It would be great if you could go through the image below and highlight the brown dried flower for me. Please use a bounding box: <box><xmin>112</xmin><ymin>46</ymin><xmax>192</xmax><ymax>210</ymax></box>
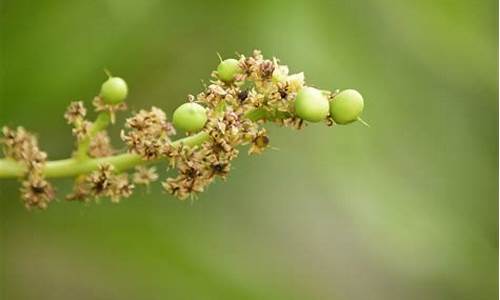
<box><xmin>249</xmin><ymin>129</ymin><xmax>270</xmax><ymax>155</ymax></box>
<box><xmin>72</xmin><ymin>120</ymin><xmax>92</xmax><ymax>141</ymax></box>
<box><xmin>109</xmin><ymin>174</ymin><xmax>134</xmax><ymax>203</ymax></box>
<box><xmin>2</xmin><ymin>126</ymin><xmax>37</xmax><ymax>161</ymax></box>
<box><xmin>20</xmin><ymin>175</ymin><xmax>55</xmax><ymax>210</ymax></box>
<box><xmin>85</xmin><ymin>163</ymin><xmax>134</xmax><ymax>202</ymax></box>
<box><xmin>133</xmin><ymin>166</ymin><xmax>158</xmax><ymax>186</ymax></box>
<box><xmin>64</xmin><ymin>101</ymin><xmax>87</xmax><ymax>124</ymax></box>
<box><xmin>89</xmin><ymin>131</ymin><xmax>114</xmax><ymax>157</ymax></box>
<box><xmin>121</xmin><ymin>107</ymin><xmax>175</xmax><ymax>160</ymax></box>
<box><xmin>87</xmin><ymin>163</ymin><xmax>115</xmax><ymax>196</ymax></box>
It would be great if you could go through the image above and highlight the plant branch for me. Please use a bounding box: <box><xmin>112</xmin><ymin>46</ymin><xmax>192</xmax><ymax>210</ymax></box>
<box><xmin>0</xmin><ymin>108</ymin><xmax>270</xmax><ymax>179</ymax></box>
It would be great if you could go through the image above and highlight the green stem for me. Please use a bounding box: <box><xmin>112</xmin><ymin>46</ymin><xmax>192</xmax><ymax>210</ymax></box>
<box><xmin>0</xmin><ymin>106</ymin><xmax>275</xmax><ymax>178</ymax></box>
<box><xmin>0</xmin><ymin>107</ymin><xmax>269</xmax><ymax>179</ymax></box>
<box><xmin>0</xmin><ymin>131</ymin><xmax>210</xmax><ymax>179</ymax></box>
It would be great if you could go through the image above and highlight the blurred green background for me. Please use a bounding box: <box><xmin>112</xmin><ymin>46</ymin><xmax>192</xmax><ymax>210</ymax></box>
<box><xmin>0</xmin><ymin>0</ymin><xmax>498</xmax><ymax>299</ymax></box>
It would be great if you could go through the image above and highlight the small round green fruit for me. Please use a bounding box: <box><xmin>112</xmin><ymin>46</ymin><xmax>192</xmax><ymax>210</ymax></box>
<box><xmin>294</xmin><ymin>87</ymin><xmax>330</xmax><ymax>122</ymax></box>
<box><xmin>100</xmin><ymin>77</ymin><xmax>128</xmax><ymax>104</ymax></box>
<box><xmin>172</xmin><ymin>102</ymin><xmax>208</xmax><ymax>132</ymax></box>
<box><xmin>217</xmin><ymin>59</ymin><xmax>242</xmax><ymax>82</ymax></box>
<box><xmin>330</xmin><ymin>89</ymin><xmax>364</xmax><ymax>124</ymax></box>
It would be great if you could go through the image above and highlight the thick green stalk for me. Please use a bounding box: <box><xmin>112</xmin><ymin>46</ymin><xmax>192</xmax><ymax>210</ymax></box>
<box><xmin>0</xmin><ymin>131</ymin><xmax>209</xmax><ymax>179</ymax></box>
<box><xmin>0</xmin><ymin>108</ymin><xmax>270</xmax><ymax>179</ymax></box>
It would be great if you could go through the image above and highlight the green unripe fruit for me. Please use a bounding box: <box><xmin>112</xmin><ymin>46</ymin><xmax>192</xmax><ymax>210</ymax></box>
<box><xmin>329</xmin><ymin>89</ymin><xmax>364</xmax><ymax>124</ymax></box>
<box><xmin>217</xmin><ymin>59</ymin><xmax>242</xmax><ymax>82</ymax></box>
<box><xmin>294</xmin><ymin>87</ymin><xmax>330</xmax><ymax>122</ymax></box>
<box><xmin>100</xmin><ymin>77</ymin><xmax>128</xmax><ymax>104</ymax></box>
<box><xmin>172</xmin><ymin>102</ymin><xmax>208</xmax><ymax>132</ymax></box>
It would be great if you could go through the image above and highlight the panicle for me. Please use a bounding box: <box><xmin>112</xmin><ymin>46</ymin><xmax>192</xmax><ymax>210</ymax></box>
<box><xmin>4</xmin><ymin>49</ymin><xmax>344</xmax><ymax>208</ymax></box>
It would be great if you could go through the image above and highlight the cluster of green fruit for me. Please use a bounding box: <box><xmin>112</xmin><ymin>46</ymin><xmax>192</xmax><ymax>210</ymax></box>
<box><xmin>99</xmin><ymin>58</ymin><xmax>364</xmax><ymax>134</ymax></box>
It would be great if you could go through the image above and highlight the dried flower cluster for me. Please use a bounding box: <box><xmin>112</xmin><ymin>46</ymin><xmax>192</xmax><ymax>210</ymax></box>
<box><xmin>0</xmin><ymin>50</ymin><xmax>354</xmax><ymax>209</ymax></box>
<box><xmin>67</xmin><ymin>163</ymin><xmax>134</xmax><ymax>203</ymax></box>
<box><xmin>1</xmin><ymin>127</ymin><xmax>54</xmax><ymax>209</ymax></box>
<box><xmin>64</xmin><ymin>101</ymin><xmax>91</xmax><ymax>142</ymax></box>
<box><xmin>65</xmin><ymin>100</ymin><xmax>118</xmax><ymax>157</ymax></box>
<box><xmin>121</xmin><ymin>107</ymin><xmax>176</xmax><ymax>160</ymax></box>
<box><xmin>119</xmin><ymin>50</ymin><xmax>317</xmax><ymax>200</ymax></box>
